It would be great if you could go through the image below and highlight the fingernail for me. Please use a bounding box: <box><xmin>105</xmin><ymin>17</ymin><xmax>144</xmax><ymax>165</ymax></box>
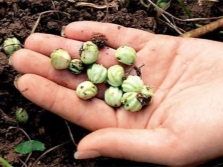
<box><xmin>8</xmin><ymin>56</ymin><xmax>12</xmax><ymax>65</ymax></box>
<box><xmin>14</xmin><ymin>74</ymin><xmax>23</xmax><ymax>89</ymax></box>
<box><xmin>74</xmin><ymin>150</ymin><xmax>101</xmax><ymax>159</ymax></box>
<box><xmin>61</xmin><ymin>26</ymin><xmax>66</xmax><ymax>37</ymax></box>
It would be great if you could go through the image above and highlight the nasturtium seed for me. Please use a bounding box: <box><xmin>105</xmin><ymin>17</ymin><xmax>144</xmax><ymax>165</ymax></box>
<box><xmin>141</xmin><ymin>85</ymin><xmax>154</xmax><ymax>98</ymax></box>
<box><xmin>121</xmin><ymin>92</ymin><xmax>143</xmax><ymax>112</ymax></box>
<box><xmin>3</xmin><ymin>37</ymin><xmax>21</xmax><ymax>55</ymax></box>
<box><xmin>76</xmin><ymin>81</ymin><xmax>98</xmax><ymax>100</ymax></box>
<box><xmin>68</xmin><ymin>59</ymin><xmax>84</xmax><ymax>74</ymax></box>
<box><xmin>80</xmin><ymin>41</ymin><xmax>99</xmax><ymax>64</ymax></box>
<box><xmin>122</xmin><ymin>75</ymin><xmax>144</xmax><ymax>93</ymax></box>
<box><xmin>115</xmin><ymin>46</ymin><xmax>136</xmax><ymax>65</ymax></box>
<box><xmin>15</xmin><ymin>108</ymin><xmax>28</xmax><ymax>123</ymax></box>
<box><xmin>107</xmin><ymin>65</ymin><xmax>125</xmax><ymax>87</ymax></box>
<box><xmin>50</xmin><ymin>49</ymin><xmax>71</xmax><ymax>70</ymax></box>
<box><xmin>87</xmin><ymin>63</ymin><xmax>107</xmax><ymax>84</ymax></box>
<box><xmin>105</xmin><ymin>86</ymin><xmax>123</xmax><ymax>107</ymax></box>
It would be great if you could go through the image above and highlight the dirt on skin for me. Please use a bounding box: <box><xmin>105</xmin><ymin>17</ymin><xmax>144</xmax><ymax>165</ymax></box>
<box><xmin>1</xmin><ymin>0</ymin><xmax>223</xmax><ymax>166</ymax></box>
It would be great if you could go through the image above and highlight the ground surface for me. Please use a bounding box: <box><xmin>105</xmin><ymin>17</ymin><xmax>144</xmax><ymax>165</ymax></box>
<box><xmin>1</xmin><ymin>0</ymin><xmax>223</xmax><ymax>166</ymax></box>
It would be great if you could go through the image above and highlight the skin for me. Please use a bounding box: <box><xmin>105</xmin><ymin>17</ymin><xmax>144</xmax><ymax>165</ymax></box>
<box><xmin>10</xmin><ymin>21</ymin><xmax>223</xmax><ymax>166</ymax></box>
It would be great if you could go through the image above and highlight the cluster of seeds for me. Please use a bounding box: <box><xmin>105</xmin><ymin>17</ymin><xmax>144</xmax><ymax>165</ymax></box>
<box><xmin>50</xmin><ymin>40</ymin><xmax>154</xmax><ymax>112</ymax></box>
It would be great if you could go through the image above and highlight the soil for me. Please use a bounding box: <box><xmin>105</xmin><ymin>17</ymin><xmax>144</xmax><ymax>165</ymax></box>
<box><xmin>1</xmin><ymin>0</ymin><xmax>223</xmax><ymax>166</ymax></box>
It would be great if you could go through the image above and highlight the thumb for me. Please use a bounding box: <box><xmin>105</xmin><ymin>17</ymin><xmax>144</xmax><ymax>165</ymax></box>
<box><xmin>74</xmin><ymin>128</ymin><xmax>181</xmax><ymax>166</ymax></box>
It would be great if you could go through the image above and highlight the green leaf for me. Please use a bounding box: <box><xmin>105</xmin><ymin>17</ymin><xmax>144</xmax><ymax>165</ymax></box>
<box><xmin>15</xmin><ymin>140</ymin><xmax>45</xmax><ymax>154</ymax></box>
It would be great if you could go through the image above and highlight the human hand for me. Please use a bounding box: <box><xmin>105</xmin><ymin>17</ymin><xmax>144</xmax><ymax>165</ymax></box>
<box><xmin>10</xmin><ymin>21</ymin><xmax>223</xmax><ymax>166</ymax></box>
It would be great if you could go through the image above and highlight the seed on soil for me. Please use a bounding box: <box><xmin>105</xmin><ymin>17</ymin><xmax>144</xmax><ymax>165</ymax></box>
<box><xmin>3</xmin><ymin>37</ymin><xmax>21</xmax><ymax>55</ymax></box>
<box><xmin>15</xmin><ymin>108</ymin><xmax>29</xmax><ymax>123</ymax></box>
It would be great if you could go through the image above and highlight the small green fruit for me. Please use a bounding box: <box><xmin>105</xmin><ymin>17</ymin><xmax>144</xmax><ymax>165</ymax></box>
<box><xmin>80</xmin><ymin>41</ymin><xmax>99</xmax><ymax>64</ymax></box>
<box><xmin>136</xmin><ymin>86</ymin><xmax>154</xmax><ymax>106</ymax></box>
<box><xmin>87</xmin><ymin>63</ymin><xmax>107</xmax><ymax>84</ymax></box>
<box><xmin>16</xmin><ymin>108</ymin><xmax>28</xmax><ymax>123</ymax></box>
<box><xmin>122</xmin><ymin>75</ymin><xmax>144</xmax><ymax>93</ymax></box>
<box><xmin>50</xmin><ymin>49</ymin><xmax>71</xmax><ymax>70</ymax></box>
<box><xmin>76</xmin><ymin>81</ymin><xmax>98</xmax><ymax>100</ymax></box>
<box><xmin>121</xmin><ymin>92</ymin><xmax>143</xmax><ymax>112</ymax></box>
<box><xmin>107</xmin><ymin>65</ymin><xmax>125</xmax><ymax>87</ymax></box>
<box><xmin>141</xmin><ymin>85</ymin><xmax>154</xmax><ymax>98</ymax></box>
<box><xmin>3</xmin><ymin>37</ymin><xmax>21</xmax><ymax>55</ymax></box>
<box><xmin>105</xmin><ymin>86</ymin><xmax>123</xmax><ymax>107</ymax></box>
<box><xmin>68</xmin><ymin>59</ymin><xmax>84</xmax><ymax>74</ymax></box>
<box><xmin>115</xmin><ymin>46</ymin><xmax>136</xmax><ymax>65</ymax></box>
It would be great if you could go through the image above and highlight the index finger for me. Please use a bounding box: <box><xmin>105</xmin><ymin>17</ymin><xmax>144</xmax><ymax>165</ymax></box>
<box><xmin>64</xmin><ymin>21</ymin><xmax>154</xmax><ymax>50</ymax></box>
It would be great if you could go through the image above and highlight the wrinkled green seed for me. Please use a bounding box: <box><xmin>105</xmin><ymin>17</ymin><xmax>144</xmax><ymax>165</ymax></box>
<box><xmin>80</xmin><ymin>41</ymin><xmax>99</xmax><ymax>64</ymax></box>
<box><xmin>121</xmin><ymin>92</ymin><xmax>143</xmax><ymax>112</ymax></box>
<box><xmin>68</xmin><ymin>59</ymin><xmax>84</xmax><ymax>74</ymax></box>
<box><xmin>141</xmin><ymin>85</ymin><xmax>154</xmax><ymax>98</ymax></box>
<box><xmin>107</xmin><ymin>65</ymin><xmax>125</xmax><ymax>87</ymax></box>
<box><xmin>115</xmin><ymin>46</ymin><xmax>136</xmax><ymax>65</ymax></box>
<box><xmin>105</xmin><ymin>86</ymin><xmax>123</xmax><ymax>107</ymax></box>
<box><xmin>76</xmin><ymin>81</ymin><xmax>98</xmax><ymax>100</ymax></box>
<box><xmin>87</xmin><ymin>63</ymin><xmax>107</xmax><ymax>84</ymax></box>
<box><xmin>16</xmin><ymin>108</ymin><xmax>29</xmax><ymax>123</ymax></box>
<box><xmin>122</xmin><ymin>75</ymin><xmax>144</xmax><ymax>93</ymax></box>
<box><xmin>50</xmin><ymin>49</ymin><xmax>71</xmax><ymax>70</ymax></box>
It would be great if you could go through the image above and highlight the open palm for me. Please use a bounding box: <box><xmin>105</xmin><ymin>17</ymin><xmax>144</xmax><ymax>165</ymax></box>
<box><xmin>11</xmin><ymin>21</ymin><xmax>223</xmax><ymax>166</ymax></box>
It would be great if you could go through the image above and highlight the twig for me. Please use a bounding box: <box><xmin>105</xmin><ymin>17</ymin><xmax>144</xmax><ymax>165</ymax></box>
<box><xmin>31</xmin><ymin>141</ymin><xmax>70</xmax><ymax>167</ymax></box>
<box><xmin>8</xmin><ymin>126</ymin><xmax>31</xmax><ymax>140</ymax></box>
<box><xmin>50</xmin><ymin>0</ymin><xmax>59</xmax><ymax>19</ymax></box>
<box><xmin>75</xmin><ymin>1</ymin><xmax>119</xmax><ymax>10</ymax></box>
<box><xmin>103</xmin><ymin>0</ymin><xmax>109</xmax><ymax>22</ymax></box>
<box><xmin>147</xmin><ymin>0</ymin><xmax>223</xmax><ymax>22</ymax></box>
<box><xmin>8</xmin><ymin>126</ymin><xmax>32</xmax><ymax>167</ymax></box>
<box><xmin>18</xmin><ymin>158</ymin><xmax>28</xmax><ymax>167</ymax></box>
<box><xmin>31</xmin><ymin>10</ymin><xmax>70</xmax><ymax>34</ymax></box>
<box><xmin>160</xmin><ymin>13</ymin><xmax>183</xmax><ymax>35</ymax></box>
<box><xmin>140</xmin><ymin>0</ymin><xmax>151</xmax><ymax>9</ymax></box>
<box><xmin>181</xmin><ymin>17</ymin><xmax>223</xmax><ymax>37</ymax></box>
<box><xmin>0</xmin><ymin>108</ymin><xmax>17</xmax><ymax>124</ymax></box>
<box><xmin>141</xmin><ymin>0</ymin><xmax>183</xmax><ymax>34</ymax></box>
<box><xmin>75</xmin><ymin>2</ymin><xmax>109</xmax><ymax>9</ymax></box>
<box><xmin>64</xmin><ymin>121</ymin><xmax>77</xmax><ymax>147</ymax></box>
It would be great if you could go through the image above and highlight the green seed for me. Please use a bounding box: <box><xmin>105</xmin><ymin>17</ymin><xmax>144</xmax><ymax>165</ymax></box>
<box><xmin>121</xmin><ymin>92</ymin><xmax>143</xmax><ymax>112</ymax></box>
<box><xmin>16</xmin><ymin>108</ymin><xmax>29</xmax><ymax>123</ymax></box>
<box><xmin>50</xmin><ymin>49</ymin><xmax>71</xmax><ymax>70</ymax></box>
<box><xmin>3</xmin><ymin>37</ymin><xmax>21</xmax><ymax>55</ymax></box>
<box><xmin>76</xmin><ymin>81</ymin><xmax>98</xmax><ymax>100</ymax></box>
<box><xmin>107</xmin><ymin>65</ymin><xmax>125</xmax><ymax>87</ymax></box>
<box><xmin>122</xmin><ymin>75</ymin><xmax>144</xmax><ymax>93</ymax></box>
<box><xmin>105</xmin><ymin>86</ymin><xmax>123</xmax><ymax>107</ymax></box>
<box><xmin>80</xmin><ymin>41</ymin><xmax>99</xmax><ymax>65</ymax></box>
<box><xmin>115</xmin><ymin>46</ymin><xmax>136</xmax><ymax>65</ymax></box>
<box><xmin>141</xmin><ymin>85</ymin><xmax>154</xmax><ymax>98</ymax></box>
<box><xmin>87</xmin><ymin>63</ymin><xmax>107</xmax><ymax>84</ymax></box>
<box><xmin>68</xmin><ymin>59</ymin><xmax>84</xmax><ymax>74</ymax></box>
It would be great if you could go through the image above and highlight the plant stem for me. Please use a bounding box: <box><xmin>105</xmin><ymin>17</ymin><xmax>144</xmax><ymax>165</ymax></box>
<box><xmin>0</xmin><ymin>157</ymin><xmax>13</xmax><ymax>167</ymax></box>
<box><xmin>178</xmin><ymin>0</ymin><xmax>192</xmax><ymax>18</ymax></box>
